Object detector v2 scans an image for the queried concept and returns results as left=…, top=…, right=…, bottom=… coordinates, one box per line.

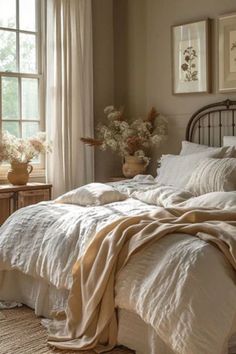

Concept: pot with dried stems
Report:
left=7, top=162, right=33, bottom=185
left=122, top=155, right=148, bottom=178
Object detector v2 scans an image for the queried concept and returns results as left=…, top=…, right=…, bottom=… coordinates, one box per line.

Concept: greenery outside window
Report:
left=0, top=0, right=45, bottom=178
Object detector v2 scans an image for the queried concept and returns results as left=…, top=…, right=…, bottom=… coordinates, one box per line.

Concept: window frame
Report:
left=0, top=0, right=45, bottom=180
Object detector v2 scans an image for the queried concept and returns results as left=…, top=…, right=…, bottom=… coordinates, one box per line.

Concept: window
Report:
left=0, top=0, right=45, bottom=174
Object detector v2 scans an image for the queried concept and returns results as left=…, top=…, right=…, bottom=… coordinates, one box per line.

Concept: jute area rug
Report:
left=0, top=306, right=135, bottom=354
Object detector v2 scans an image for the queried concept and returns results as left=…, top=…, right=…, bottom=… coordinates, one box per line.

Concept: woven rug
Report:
left=0, top=307, right=135, bottom=354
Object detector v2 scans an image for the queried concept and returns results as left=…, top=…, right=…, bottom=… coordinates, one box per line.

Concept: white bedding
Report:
left=0, top=179, right=236, bottom=354
left=117, top=310, right=236, bottom=354
left=0, top=197, right=155, bottom=290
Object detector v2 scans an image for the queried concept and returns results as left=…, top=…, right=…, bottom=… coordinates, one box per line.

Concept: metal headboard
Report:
left=186, top=99, right=236, bottom=146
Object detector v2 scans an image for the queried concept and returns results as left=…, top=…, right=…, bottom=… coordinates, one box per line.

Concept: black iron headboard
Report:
left=186, top=99, right=236, bottom=146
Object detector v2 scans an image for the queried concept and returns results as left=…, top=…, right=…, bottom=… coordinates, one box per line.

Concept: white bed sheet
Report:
left=118, top=310, right=236, bottom=354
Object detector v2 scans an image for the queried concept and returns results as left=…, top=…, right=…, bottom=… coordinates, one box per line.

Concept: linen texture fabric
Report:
left=186, top=158, right=236, bottom=195
left=180, top=140, right=232, bottom=156
left=55, top=183, right=127, bottom=206
left=47, top=207, right=236, bottom=354
left=178, top=191, right=236, bottom=209
left=46, top=0, right=94, bottom=197
left=157, top=149, right=224, bottom=188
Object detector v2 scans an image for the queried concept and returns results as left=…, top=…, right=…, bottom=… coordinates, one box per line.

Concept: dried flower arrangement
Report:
left=0, top=131, right=51, bottom=164
left=81, top=106, right=168, bottom=165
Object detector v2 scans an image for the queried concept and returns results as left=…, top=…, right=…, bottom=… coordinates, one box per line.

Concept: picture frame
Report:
left=172, top=19, right=210, bottom=94
left=218, top=13, right=236, bottom=92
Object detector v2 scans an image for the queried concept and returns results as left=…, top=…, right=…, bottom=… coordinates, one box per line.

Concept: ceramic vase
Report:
left=122, top=155, right=148, bottom=178
left=7, top=162, right=33, bottom=185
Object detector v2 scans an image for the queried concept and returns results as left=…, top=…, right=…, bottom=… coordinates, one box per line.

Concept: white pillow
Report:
left=223, top=136, right=236, bottom=147
left=55, top=183, right=127, bottom=206
left=180, top=140, right=233, bottom=157
left=178, top=191, right=236, bottom=210
left=223, top=136, right=236, bottom=157
left=186, top=158, right=236, bottom=196
left=156, top=149, right=224, bottom=189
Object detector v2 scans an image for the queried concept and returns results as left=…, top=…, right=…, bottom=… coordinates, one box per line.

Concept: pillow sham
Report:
left=186, top=158, right=236, bottom=196
left=180, top=140, right=233, bottom=157
left=223, top=136, right=236, bottom=157
left=156, top=149, right=224, bottom=189
left=178, top=191, right=236, bottom=210
left=55, top=183, right=127, bottom=206
left=223, top=136, right=236, bottom=147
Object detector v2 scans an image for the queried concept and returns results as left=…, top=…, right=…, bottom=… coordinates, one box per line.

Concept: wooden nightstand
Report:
left=0, top=183, right=52, bottom=225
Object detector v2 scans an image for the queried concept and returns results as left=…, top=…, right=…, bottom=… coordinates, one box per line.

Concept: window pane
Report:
left=2, top=121, right=20, bottom=137
left=2, top=77, right=19, bottom=119
left=22, top=78, right=39, bottom=120
left=0, top=0, right=16, bottom=28
left=19, top=0, right=36, bottom=31
left=22, top=122, right=39, bottom=138
left=20, top=33, right=36, bottom=73
left=0, top=30, right=16, bottom=72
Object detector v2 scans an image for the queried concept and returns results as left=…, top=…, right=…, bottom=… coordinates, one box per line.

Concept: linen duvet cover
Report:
left=0, top=178, right=236, bottom=354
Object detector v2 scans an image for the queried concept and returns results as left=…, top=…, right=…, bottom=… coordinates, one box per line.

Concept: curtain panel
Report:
left=46, top=0, right=94, bottom=197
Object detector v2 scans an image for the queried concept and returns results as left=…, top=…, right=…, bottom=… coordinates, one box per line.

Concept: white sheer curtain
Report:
left=46, top=0, right=94, bottom=197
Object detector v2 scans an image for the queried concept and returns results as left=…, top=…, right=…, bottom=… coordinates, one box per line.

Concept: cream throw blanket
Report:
left=48, top=207, right=236, bottom=352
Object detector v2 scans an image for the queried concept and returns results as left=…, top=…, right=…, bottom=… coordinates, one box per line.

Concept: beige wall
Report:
left=113, top=0, right=147, bottom=117
left=92, top=0, right=121, bottom=181
left=93, top=0, right=236, bottom=179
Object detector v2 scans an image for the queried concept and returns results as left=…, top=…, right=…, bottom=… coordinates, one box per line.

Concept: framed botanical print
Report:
left=172, top=19, right=210, bottom=94
left=218, top=13, right=236, bottom=92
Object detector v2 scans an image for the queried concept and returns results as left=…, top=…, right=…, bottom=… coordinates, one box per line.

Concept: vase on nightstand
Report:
left=7, top=162, right=33, bottom=185
left=122, top=155, right=148, bottom=178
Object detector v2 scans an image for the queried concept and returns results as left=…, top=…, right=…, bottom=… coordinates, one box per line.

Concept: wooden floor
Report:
left=0, top=306, right=135, bottom=354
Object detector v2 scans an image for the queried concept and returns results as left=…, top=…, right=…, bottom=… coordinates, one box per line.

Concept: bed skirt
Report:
left=0, top=270, right=235, bottom=354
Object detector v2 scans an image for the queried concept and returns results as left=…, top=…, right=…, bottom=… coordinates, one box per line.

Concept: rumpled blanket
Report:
left=47, top=207, right=236, bottom=354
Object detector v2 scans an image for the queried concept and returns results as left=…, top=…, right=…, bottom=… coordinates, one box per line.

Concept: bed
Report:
left=1, top=99, right=236, bottom=354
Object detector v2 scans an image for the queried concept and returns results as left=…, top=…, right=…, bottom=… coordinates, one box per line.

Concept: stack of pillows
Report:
left=157, top=137, right=236, bottom=196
